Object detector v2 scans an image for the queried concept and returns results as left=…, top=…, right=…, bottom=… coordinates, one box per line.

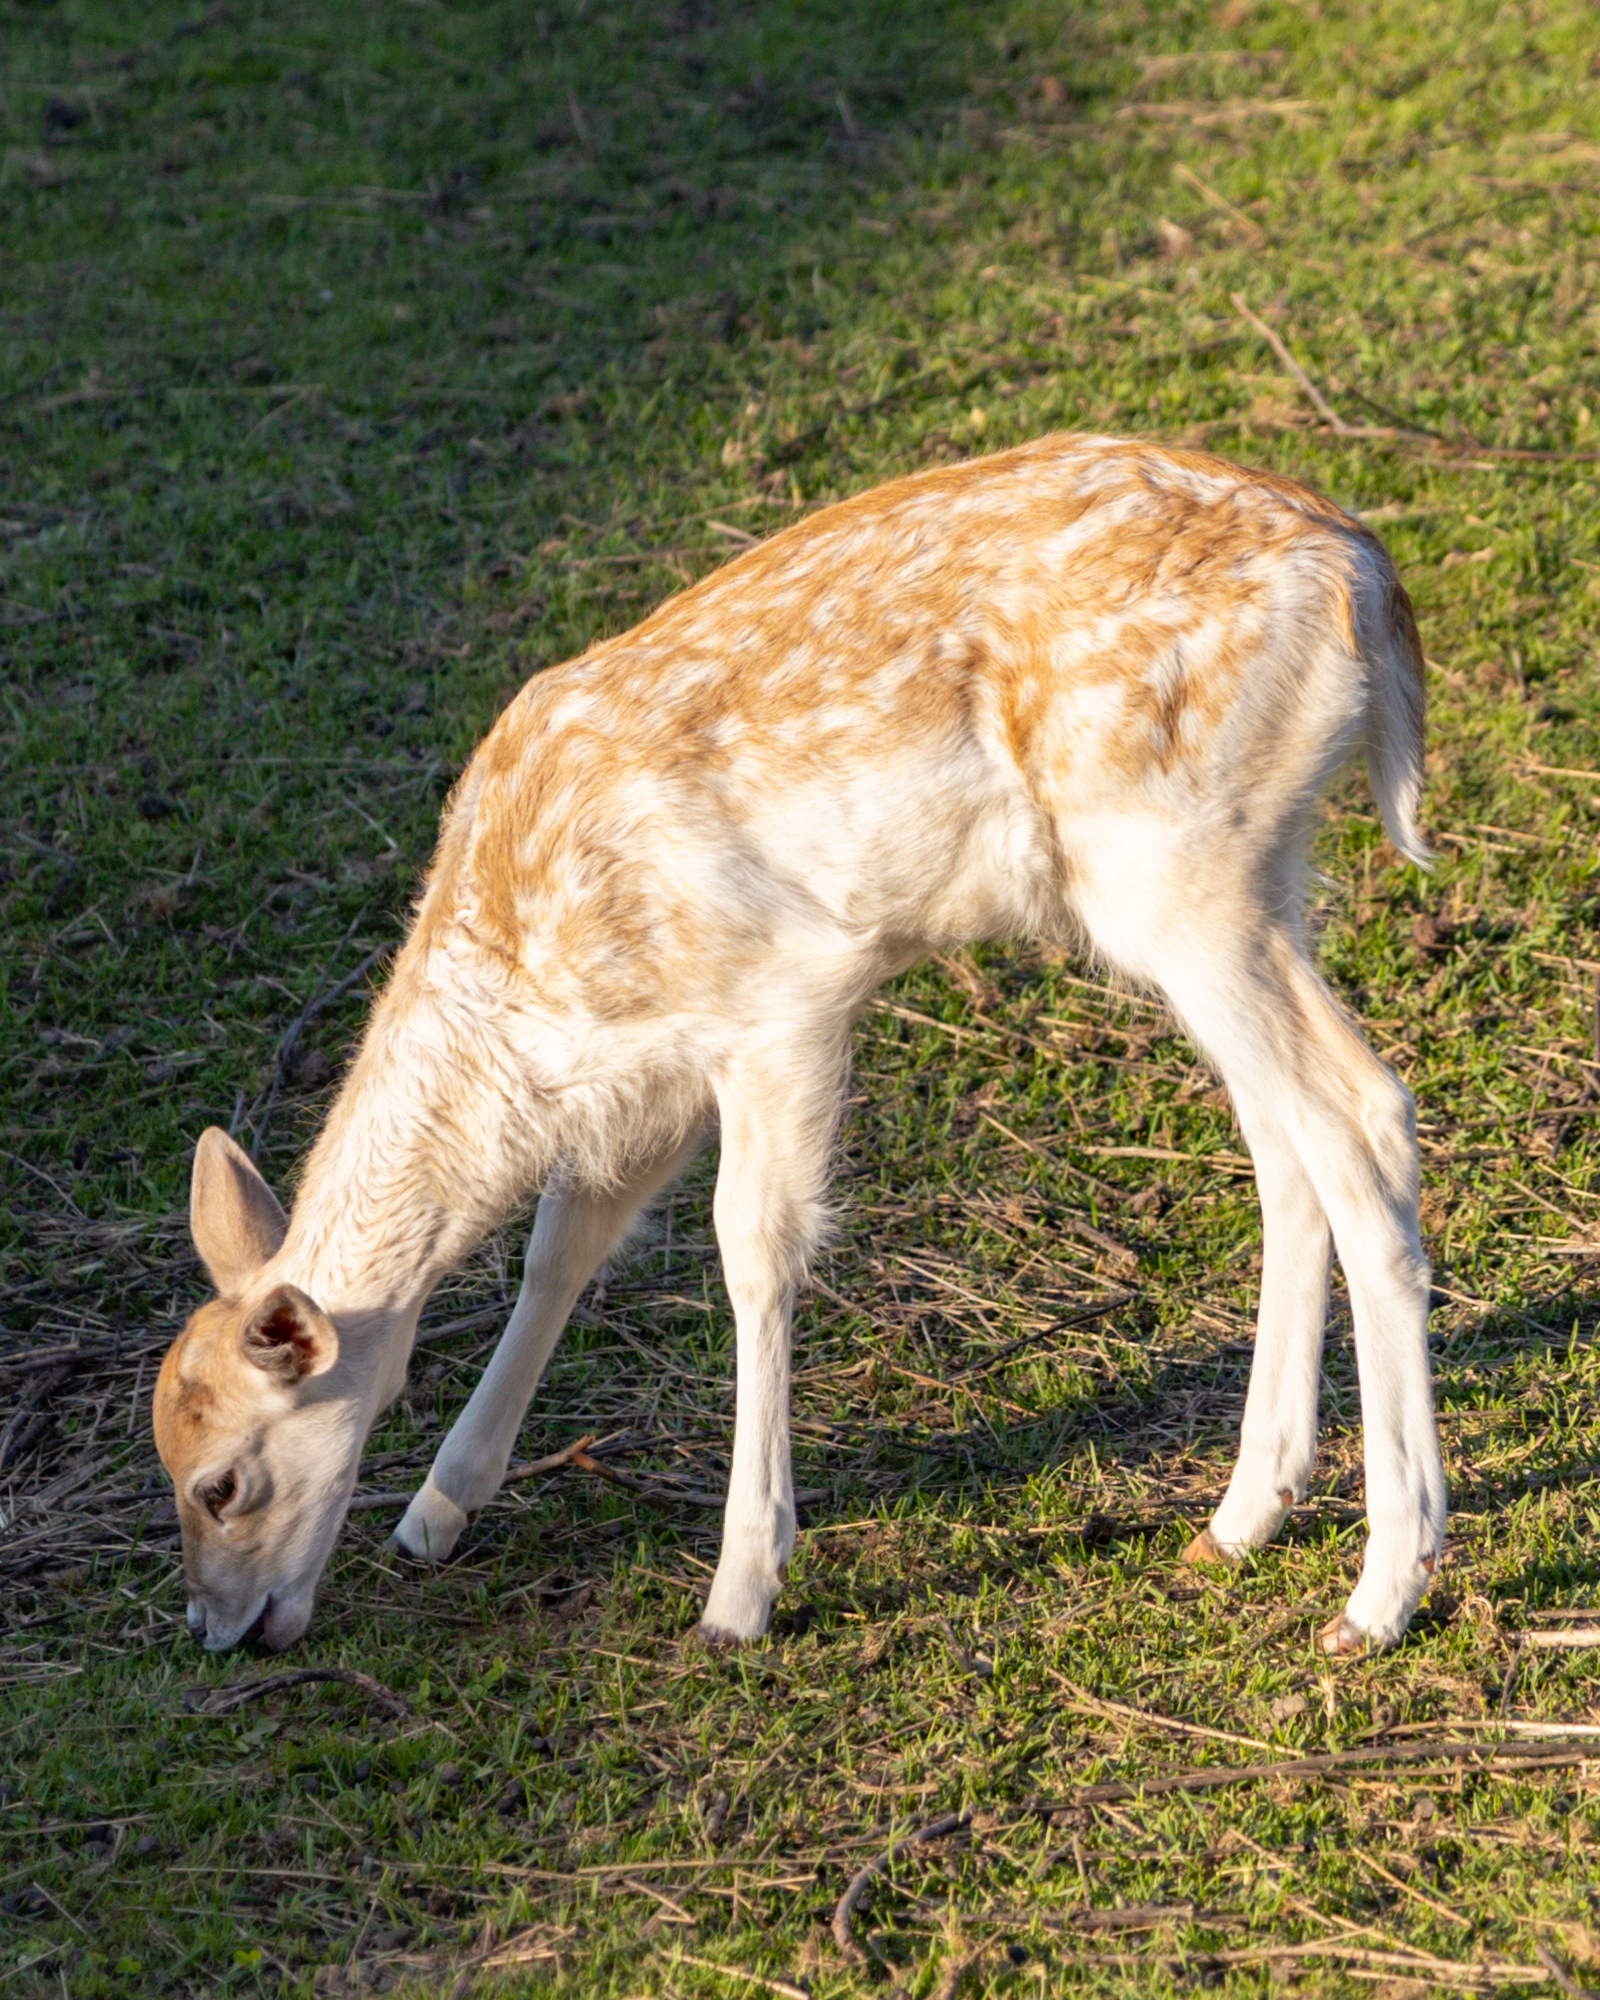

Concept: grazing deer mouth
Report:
left=187, top=1592, right=273, bottom=1652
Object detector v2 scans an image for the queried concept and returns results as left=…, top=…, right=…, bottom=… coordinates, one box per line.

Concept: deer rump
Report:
left=156, top=433, right=1442, bottom=1659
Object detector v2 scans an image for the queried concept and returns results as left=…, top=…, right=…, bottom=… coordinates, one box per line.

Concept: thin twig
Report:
left=501, top=1432, right=603, bottom=1484
left=247, top=934, right=392, bottom=1159
left=1499, top=1634, right=1525, bottom=1715
left=241, top=383, right=322, bottom=442
left=1036, top=1735, right=1597, bottom=1808
left=1522, top=1628, right=1600, bottom=1649
left=1174, top=163, right=1266, bottom=245
left=959, top=1291, right=1134, bottom=1380
left=1351, top=1845, right=1473, bottom=1929
left=832, top=1810, right=972, bottom=1962
left=25, top=1881, right=88, bottom=1937
left=975, top=1114, right=1137, bottom=1269
left=412, top=1305, right=508, bottom=1348
left=1047, top=1672, right=1272, bottom=1753
left=182, top=1666, right=411, bottom=1720
left=933, top=1950, right=984, bottom=2000
left=1231, top=293, right=1441, bottom=444
left=1230, top=292, right=1600, bottom=464
left=0, top=1359, right=76, bottom=1474
left=1072, top=1904, right=1195, bottom=1931
left=1533, top=1943, right=1600, bottom=2000
left=1062, top=1938, right=1544, bottom=1983
left=1079, top=1140, right=1254, bottom=1171
left=353, top=1432, right=621, bottom=1509
left=567, top=1448, right=739, bottom=1510
left=1232, top=293, right=1360, bottom=433
left=670, top=1952, right=810, bottom=2000
left=1591, top=968, right=1600, bottom=1069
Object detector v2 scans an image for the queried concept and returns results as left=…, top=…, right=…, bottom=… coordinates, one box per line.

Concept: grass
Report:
left=5, top=0, right=1600, bottom=1992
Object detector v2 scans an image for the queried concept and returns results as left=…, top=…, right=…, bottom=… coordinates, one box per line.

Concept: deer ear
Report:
left=239, top=1284, right=338, bottom=1385
left=190, top=1127, right=288, bottom=1297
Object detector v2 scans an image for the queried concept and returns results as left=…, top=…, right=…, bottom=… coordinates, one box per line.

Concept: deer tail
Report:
left=1359, top=559, right=1431, bottom=868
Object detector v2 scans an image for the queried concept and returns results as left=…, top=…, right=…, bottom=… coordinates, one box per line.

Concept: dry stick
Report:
left=356, top=1433, right=747, bottom=1514
left=1351, top=1845, right=1473, bottom=1931
left=438, top=1922, right=579, bottom=1996
left=246, top=935, right=394, bottom=1158
left=412, top=1305, right=509, bottom=1348
left=933, top=1951, right=984, bottom=2000
left=565, top=1447, right=830, bottom=1512
left=1048, top=1672, right=1272, bottom=1753
left=562, top=1446, right=729, bottom=1509
left=1231, top=294, right=1432, bottom=443
left=1081, top=1140, right=1253, bottom=1171
left=1498, top=1721, right=1600, bottom=1739
left=670, top=1952, right=810, bottom=2000
left=1499, top=1634, right=1526, bottom=1717
left=1174, top=163, right=1266, bottom=246
left=1592, top=967, right=1600, bottom=1069
left=182, top=1665, right=411, bottom=1721
left=1073, top=1904, right=1195, bottom=1932
left=1035, top=1735, right=1596, bottom=1809
left=0, top=1345, right=116, bottom=1377
left=1232, top=293, right=1360, bottom=432
left=976, top=1113, right=1138, bottom=1267
left=1231, top=291, right=1600, bottom=467
left=0, top=1359, right=76, bottom=1474
left=1533, top=1942, right=1599, bottom=2000
left=501, top=1432, right=603, bottom=1484
left=959, top=1291, right=1133, bottom=1381
left=1523, top=1628, right=1600, bottom=1650
left=1068, top=1938, right=1542, bottom=1984
left=474, top=1931, right=576, bottom=1976
left=972, top=1109, right=1103, bottom=1186
left=832, top=1809, right=972, bottom=1963
left=395, top=1428, right=822, bottom=1513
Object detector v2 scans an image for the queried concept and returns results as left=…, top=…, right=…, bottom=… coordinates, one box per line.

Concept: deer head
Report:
left=153, top=1127, right=360, bottom=1650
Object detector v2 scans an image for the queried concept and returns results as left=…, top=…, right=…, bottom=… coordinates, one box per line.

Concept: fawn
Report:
left=155, top=432, right=1444, bottom=1656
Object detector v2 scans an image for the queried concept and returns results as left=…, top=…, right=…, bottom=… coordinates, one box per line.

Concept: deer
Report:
left=153, top=432, right=1445, bottom=1658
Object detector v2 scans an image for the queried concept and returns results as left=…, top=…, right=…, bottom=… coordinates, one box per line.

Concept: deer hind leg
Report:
left=697, top=1036, right=843, bottom=1643
left=1158, top=931, right=1444, bottom=1652
left=1188, top=1113, right=1331, bottom=1563
left=392, top=1128, right=707, bottom=1562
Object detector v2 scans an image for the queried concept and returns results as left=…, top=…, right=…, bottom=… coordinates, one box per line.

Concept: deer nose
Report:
left=186, top=1600, right=206, bottom=1641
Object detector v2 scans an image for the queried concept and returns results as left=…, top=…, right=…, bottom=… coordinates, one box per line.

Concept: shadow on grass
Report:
left=412, top=1278, right=1600, bottom=1614
left=0, top=0, right=1150, bottom=1322
left=0, top=0, right=1133, bottom=1582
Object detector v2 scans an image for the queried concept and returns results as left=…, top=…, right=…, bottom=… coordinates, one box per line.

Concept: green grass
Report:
left=6, top=0, right=1600, bottom=1993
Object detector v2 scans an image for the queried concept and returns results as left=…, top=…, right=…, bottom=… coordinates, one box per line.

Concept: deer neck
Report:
left=267, top=981, right=531, bottom=1390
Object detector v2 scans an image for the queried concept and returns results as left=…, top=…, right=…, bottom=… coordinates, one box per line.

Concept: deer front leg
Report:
left=394, top=1132, right=706, bottom=1561
left=1187, top=1124, right=1330, bottom=1565
left=697, top=1046, right=838, bottom=1643
left=697, top=1265, right=795, bottom=1643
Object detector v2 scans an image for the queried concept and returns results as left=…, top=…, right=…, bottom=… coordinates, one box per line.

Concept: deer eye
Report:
left=200, top=1471, right=238, bottom=1520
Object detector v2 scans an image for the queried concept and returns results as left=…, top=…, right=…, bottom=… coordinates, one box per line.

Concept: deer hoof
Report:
left=389, top=1475, right=469, bottom=1563
left=1180, top=1527, right=1236, bottom=1568
left=1319, top=1613, right=1367, bottom=1657
left=693, top=1620, right=749, bottom=1649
